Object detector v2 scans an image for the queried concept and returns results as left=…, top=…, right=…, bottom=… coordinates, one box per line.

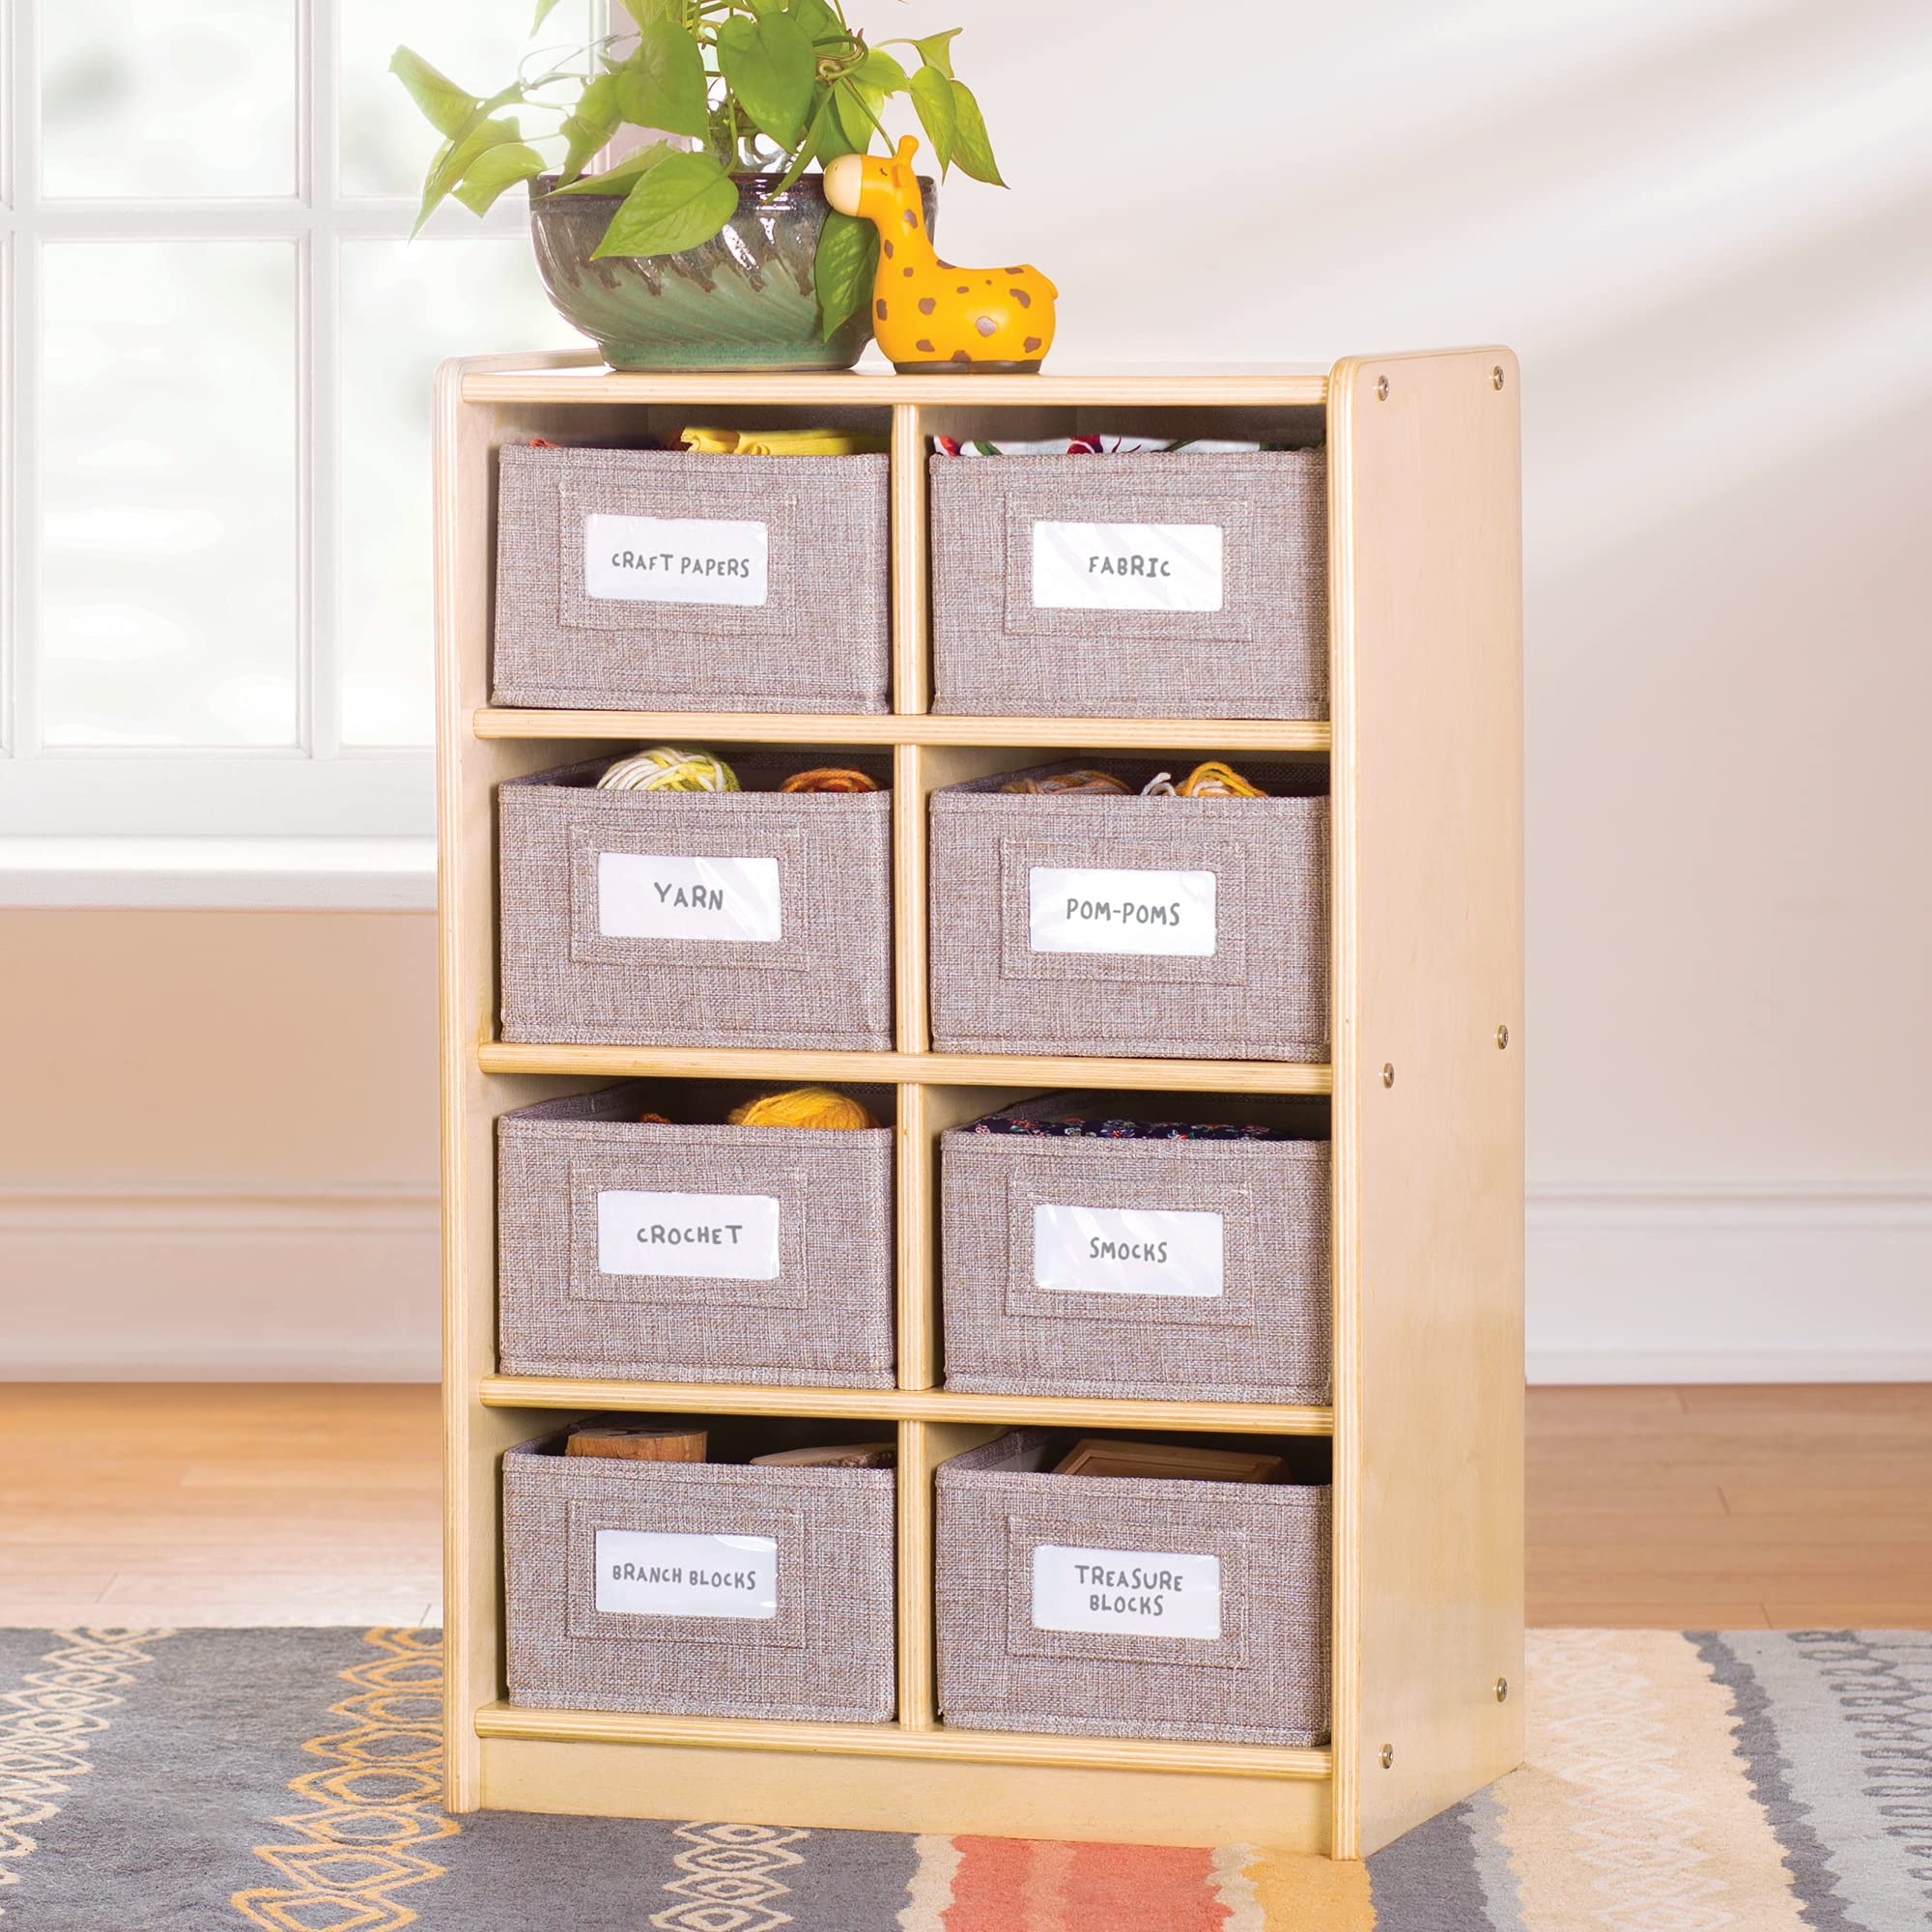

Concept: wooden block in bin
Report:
left=1051, top=1437, right=1286, bottom=1484
left=565, top=1421, right=709, bottom=1463
left=750, top=1442, right=895, bottom=1468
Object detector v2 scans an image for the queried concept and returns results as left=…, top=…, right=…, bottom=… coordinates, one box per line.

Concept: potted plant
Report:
left=392, top=1, right=1002, bottom=372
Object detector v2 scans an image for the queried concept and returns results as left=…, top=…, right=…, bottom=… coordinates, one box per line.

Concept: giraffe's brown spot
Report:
left=955, top=285, right=969, bottom=294
left=918, top=298, right=936, bottom=316
left=883, top=239, right=894, bottom=258
left=975, top=315, right=998, bottom=336
left=1005, top=265, right=1024, bottom=272
left=951, top=350, right=971, bottom=364
left=916, top=338, right=934, bottom=353
left=1009, top=288, right=1032, bottom=308
left=1024, top=336, right=1042, bottom=352
left=903, top=267, right=913, bottom=277
left=936, top=257, right=954, bottom=269
left=902, top=209, right=918, bottom=228
left=875, top=298, right=887, bottom=320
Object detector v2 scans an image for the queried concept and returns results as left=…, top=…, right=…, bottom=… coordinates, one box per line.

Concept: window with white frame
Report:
left=0, top=1, right=594, bottom=903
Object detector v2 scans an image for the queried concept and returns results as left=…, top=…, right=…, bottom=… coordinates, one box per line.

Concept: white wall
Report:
left=3, top=0, right=1927, bottom=1378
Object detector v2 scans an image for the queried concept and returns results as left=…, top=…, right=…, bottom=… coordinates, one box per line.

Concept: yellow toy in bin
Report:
left=825, top=136, right=1057, bottom=374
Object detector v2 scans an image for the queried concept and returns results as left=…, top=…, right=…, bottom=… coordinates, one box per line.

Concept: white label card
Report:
left=1031, top=1544, right=1222, bottom=1640
left=1031, top=521, right=1223, bottom=611
left=597, top=1190, right=781, bottom=1281
left=597, top=853, right=781, bottom=944
left=1032, top=1204, right=1225, bottom=1298
left=583, top=513, right=768, bottom=607
left=1029, top=866, right=1216, bottom=957
left=594, top=1529, right=778, bottom=1620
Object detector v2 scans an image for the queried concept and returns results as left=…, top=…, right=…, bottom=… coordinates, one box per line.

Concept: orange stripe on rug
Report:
left=1233, top=1844, right=1376, bottom=1930
left=936, top=1835, right=1233, bottom=1930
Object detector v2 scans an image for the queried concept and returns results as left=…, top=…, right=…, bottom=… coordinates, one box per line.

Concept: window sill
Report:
left=0, top=838, right=437, bottom=911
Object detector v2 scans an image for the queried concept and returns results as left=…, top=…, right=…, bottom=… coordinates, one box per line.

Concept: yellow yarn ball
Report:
left=597, top=746, right=739, bottom=793
left=727, top=1087, right=879, bottom=1130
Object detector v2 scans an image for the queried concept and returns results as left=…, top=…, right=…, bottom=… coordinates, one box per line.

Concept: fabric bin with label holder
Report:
left=926, top=449, right=1325, bottom=719
left=498, top=1082, right=895, bottom=1387
left=935, top=1429, right=1329, bottom=1746
left=504, top=1430, right=897, bottom=1720
left=492, top=441, right=891, bottom=713
left=499, top=750, right=893, bottom=1049
left=927, top=758, right=1327, bottom=1062
left=940, top=1094, right=1329, bottom=1403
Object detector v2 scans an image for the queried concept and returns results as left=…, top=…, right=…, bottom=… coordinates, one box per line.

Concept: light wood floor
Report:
left=1, top=1382, right=1927, bottom=1629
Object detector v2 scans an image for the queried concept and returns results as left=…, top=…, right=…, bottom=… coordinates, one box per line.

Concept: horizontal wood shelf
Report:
left=474, top=1701, right=1332, bottom=1780
left=460, top=367, right=1330, bottom=409
left=480, top=1376, right=1335, bottom=1436
left=476, top=708, right=1333, bottom=753
left=477, top=1042, right=1333, bottom=1094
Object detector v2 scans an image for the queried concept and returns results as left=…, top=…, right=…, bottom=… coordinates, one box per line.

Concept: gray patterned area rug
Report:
left=0, top=1626, right=1926, bottom=1929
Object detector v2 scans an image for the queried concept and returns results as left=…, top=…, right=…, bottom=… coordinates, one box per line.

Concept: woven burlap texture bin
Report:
left=940, top=1095, right=1329, bottom=1403
left=935, top=1430, right=1330, bottom=1746
left=498, top=1084, right=895, bottom=1387
left=498, top=752, right=893, bottom=1049
left=503, top=1436, right=896, bottom=1721
left=492, top=442, right=891, bottom=713
left=927, top=449, right=1326, bottom=719
left=927, top=758, right=1328, bottom=1061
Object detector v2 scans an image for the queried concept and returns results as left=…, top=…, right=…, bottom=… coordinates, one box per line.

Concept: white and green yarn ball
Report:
left=596, top=746, right=739, bottom=793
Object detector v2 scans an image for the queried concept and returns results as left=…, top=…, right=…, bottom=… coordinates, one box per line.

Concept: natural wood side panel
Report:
left=477, top=1042, right=1332, bottom=1094
left=479, top=1377, right=1336, bottom=1435
left=1330, top=348, right=1525, bottom=1859
left=461, top=369, right=1331, bottom=409
left=474, top=709, right=1334, bottom=751
left=474, top=1702, right=1331, bottom=1780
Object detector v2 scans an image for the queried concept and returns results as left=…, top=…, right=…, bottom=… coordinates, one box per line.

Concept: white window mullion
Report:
left=301, top=0, right=338, bottom=760
left=7, top=233, right=42, bottom=762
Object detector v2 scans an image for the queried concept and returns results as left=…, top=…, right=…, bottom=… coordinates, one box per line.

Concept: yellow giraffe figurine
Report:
left=824, top=135, right=1057, bottom=373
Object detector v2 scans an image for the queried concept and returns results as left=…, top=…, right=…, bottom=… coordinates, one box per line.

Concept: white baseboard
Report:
left=1526, top=1182, right=1932, bottom=1383
left=3, top=1179, right=1927, bottom=1384
left=0, top=1185, right=440, bottom=1379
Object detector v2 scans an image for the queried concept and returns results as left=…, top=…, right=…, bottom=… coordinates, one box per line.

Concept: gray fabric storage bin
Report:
left=940, top=1095, right=1329, bottom=1403
left=498, top=752, right=893, bottom=1049
left=504, top=1433, right=896, bottom=1720
left=927, top=759, right=1327, bottom=1061
left=935, top=1430, right=1329, bottom=1746
left=493, top=442, right=891, bottom=713
left=927, top=450, right=1326, bottom=719
left=498, top=1083, right=895, bottom=1388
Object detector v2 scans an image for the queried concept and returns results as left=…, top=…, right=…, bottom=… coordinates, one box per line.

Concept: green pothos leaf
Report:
left=716, top=11, right=815, bottom=150
left=813, top=207, right=879, bottom=340
left=547, top=140, right=672, bottom=196
left=947, top=75, right=1004, bottom=185
left=909, top=63, right=955, bottom=171
left=613, top=17, right=710, bottom=138
left=452, top=142, right=547, bottom=213
left=591, top=147, right=739, bottom=258
left=390, top=46, right=476, bottom=138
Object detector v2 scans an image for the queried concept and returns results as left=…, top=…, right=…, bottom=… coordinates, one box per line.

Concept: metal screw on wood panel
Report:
left=1495, top=1676, right=1510, bottom=1703
left=1379, top=1743, right=1395, bottom=1769
left=1376, top=376, right=1390, bottom=400
left=1492, top=365, right=1506, bottom=390
left=1496, top=1024, right=1509, bottom=1049
left=1381, top=1063, right=1395, bottom=1088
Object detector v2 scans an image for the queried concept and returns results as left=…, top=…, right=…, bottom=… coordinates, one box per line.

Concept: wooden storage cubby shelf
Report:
left=439, top=349, right=1523, bottom=1859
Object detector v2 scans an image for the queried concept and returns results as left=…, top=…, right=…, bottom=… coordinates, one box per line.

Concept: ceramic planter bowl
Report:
left=528, top=170, right=937, bottom=373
